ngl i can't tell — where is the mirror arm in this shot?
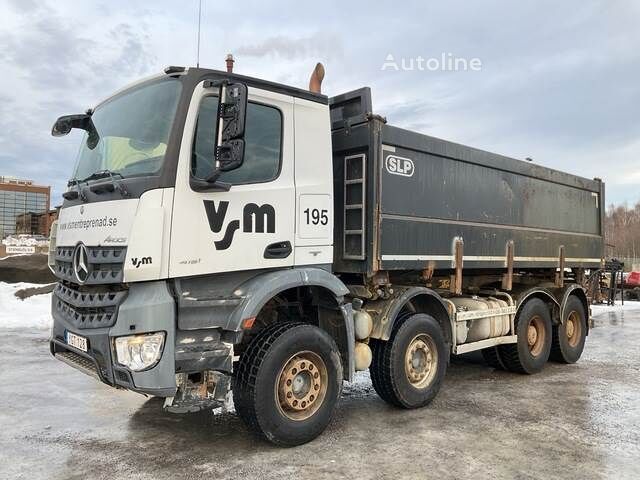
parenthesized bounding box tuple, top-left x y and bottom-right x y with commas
(214, 82, 228, 170)
(189, 176, 231, 192)
(203, 79, 226, 89)
(204, 169, 222, 184)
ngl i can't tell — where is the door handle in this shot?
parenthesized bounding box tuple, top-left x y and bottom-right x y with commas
(264, 241, 292, 259)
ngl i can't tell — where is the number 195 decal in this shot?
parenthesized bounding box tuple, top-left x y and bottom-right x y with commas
(304, 208, 328, 225)
(298, 194, 332, 239)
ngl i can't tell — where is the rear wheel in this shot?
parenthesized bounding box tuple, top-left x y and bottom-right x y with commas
(233, 322, 342, 446)
(550, 296, 587, 363)
(370, 313, 447, 408)
(499, 298, 552, 374)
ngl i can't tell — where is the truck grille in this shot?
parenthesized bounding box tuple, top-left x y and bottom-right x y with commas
(53, 282, 128, 329)
(52, 246, 128, 329)
(54, 246, 126, 285)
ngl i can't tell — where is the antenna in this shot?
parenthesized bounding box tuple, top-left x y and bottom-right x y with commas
(196, 0, 202, 67)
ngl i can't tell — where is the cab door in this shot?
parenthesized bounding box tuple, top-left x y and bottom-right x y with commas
(169, 82, 295, 277)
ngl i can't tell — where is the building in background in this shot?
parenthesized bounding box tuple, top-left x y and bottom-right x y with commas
(0, 177, 51, 238)
(15, 208, 59, 236)
(43, 208, 59, 235)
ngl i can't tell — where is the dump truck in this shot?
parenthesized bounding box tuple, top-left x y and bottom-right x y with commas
(49, 61, 604, 446)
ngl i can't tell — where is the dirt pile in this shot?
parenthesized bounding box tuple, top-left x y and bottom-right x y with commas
(14, 283, 56, 299)
(0, 255, 56, 284)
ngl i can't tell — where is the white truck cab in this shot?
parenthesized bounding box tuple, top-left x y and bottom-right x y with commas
(50, 66, 352, 446)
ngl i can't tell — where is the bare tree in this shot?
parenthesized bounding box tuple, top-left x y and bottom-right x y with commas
(605, 201, 640, 268)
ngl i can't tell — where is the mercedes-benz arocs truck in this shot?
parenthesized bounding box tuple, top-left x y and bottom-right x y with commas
(49, 62, 604, 446)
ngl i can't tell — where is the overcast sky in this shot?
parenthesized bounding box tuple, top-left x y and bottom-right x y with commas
(1, 0, 638, 207)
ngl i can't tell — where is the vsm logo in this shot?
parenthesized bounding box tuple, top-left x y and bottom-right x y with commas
(385, 154, 415, 177)
(203, 201, 275, 250)
(131, 256, 152, 268)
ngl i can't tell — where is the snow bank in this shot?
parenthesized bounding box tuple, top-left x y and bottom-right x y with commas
(0, 254, 33, 261)
(591, 300, 640, 315)
(0, 282, 53, 329)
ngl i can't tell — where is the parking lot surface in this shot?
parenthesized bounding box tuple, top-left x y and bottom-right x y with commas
(1, 307, 638, 480)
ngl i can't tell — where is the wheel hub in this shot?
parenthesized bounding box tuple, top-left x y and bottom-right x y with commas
(277, 352, 328, 421)
(527, 316, 546, 357)
(565, 311, 581, 347)
(566, 319, 575, 339)
(405, 335, 437, 388)
(527, 325, 538, 346)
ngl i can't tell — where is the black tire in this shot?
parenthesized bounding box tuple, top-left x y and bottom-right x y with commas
(550, 296, 587, 363)
(232, 322, 342, 447)
(481, 346, 506, 370)
(499, 298, 552, 374)
(369, 313, 447, 409)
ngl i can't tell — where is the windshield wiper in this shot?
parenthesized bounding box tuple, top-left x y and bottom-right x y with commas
(80, 169, 124, 183)
(62, 177, 88, 202)
(83, 170, 130, 197)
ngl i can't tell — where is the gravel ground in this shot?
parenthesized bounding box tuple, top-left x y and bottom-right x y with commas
(0, 307, 638, 480)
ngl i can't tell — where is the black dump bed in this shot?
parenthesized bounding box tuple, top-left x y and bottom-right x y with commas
(329, 88, 604, 275)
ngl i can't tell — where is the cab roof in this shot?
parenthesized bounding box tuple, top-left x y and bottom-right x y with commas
(177, 67, 329, 105)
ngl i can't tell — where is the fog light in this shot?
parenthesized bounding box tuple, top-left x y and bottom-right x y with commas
(114, 332, 165, 371)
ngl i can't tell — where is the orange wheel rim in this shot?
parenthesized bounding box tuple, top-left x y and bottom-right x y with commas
(527, 315, 546, 357)
(565, 311, 582, 348)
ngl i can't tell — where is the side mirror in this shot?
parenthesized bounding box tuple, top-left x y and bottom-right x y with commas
(215, 82, 247, 172)
(52, 114, 88, 137)
(51, 113, 100, 149)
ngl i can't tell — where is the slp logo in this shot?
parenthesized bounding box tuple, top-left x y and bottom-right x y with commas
(203, 201, 275, 250)
(385, 154, 415, 177)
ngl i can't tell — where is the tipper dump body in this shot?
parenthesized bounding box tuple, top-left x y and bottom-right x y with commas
(330, 87, 604, 275)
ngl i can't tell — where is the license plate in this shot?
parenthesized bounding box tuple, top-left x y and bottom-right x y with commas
(66, 331, 88, 352)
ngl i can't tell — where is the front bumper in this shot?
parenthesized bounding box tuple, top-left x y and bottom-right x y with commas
(50, 281, 178, 397)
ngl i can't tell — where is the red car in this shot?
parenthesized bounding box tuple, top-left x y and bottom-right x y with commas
(625, 272, 640, 300)
(626, 272, 640, 287)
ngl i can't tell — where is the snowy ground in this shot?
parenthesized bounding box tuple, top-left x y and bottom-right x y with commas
(0, 254, 36, 260)
(591, 300, 640, 314)
(0, 282, 54, 329)
(1, 281, 640, 331)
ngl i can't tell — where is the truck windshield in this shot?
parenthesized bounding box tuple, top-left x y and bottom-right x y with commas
(71, 77, 182, 182)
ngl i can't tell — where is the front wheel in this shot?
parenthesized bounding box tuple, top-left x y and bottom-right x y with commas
(232, 322, 343, 446)
(370, 313, 447, 408)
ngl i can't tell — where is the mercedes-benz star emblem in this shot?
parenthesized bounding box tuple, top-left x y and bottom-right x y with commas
(72, 243, 90, 284)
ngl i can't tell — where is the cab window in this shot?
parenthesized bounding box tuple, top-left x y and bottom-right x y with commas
(192, 96, 282, 184)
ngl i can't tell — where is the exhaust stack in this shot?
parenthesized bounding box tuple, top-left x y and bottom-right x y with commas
(225, 54, 235, 73)
(309, 63, 325, 94)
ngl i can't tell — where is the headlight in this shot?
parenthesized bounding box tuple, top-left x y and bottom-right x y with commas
(114, 332, 165, 371)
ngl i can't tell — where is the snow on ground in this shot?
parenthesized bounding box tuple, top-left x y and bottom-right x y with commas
(0, 254, 32, 261)
(0, 282, 53, 329)
(591, 300, 640, 315)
